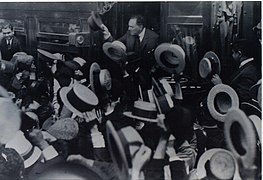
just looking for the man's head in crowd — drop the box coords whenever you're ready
[2,23,14,41]
[231,39,252,66]
[128,15,144,36]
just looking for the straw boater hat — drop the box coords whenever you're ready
[240,101,261,118]
[224,108,258,169]
[36,162,103,180]
[123,100,158,123]
[197,148,241,180]
[47,118,79,140]
[106,120,144,180]
[152,77,174,114]
[5,130,42,168]
[37,49,63,64]
[199,51,221,79]
[59,83,98,118]
[64,57,86,71]
[89,62,112,94]
[207,84,239,122]
[154,43,185,74]
[103,41,127,62]
[87,11,104,31]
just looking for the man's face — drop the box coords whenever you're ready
[128,18,142,36]
[2,27,14,41]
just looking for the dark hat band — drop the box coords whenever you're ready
[210,57,219,75]
[22,146,34,161]
[132,107,157,119]
[67,88,93,113]
[93,70,103,93]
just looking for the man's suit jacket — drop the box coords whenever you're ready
[0,36,22,61]
[228,61,260,103]
[107,28,159,71]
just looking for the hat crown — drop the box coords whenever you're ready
[99,69,112,90]
[112,41,127,52]
[73,84,98,105]
[73,57,86,67]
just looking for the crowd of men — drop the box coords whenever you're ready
[0,14,261,180]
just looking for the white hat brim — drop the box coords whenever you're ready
[197,148,241,180]
[24,146,42,168]
[123,112,157,123]
[207,84,239,122]
[59,86,84,118]
[103,42,127,62]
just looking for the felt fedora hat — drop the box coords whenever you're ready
[89,62,112,93]
[5,130,42,168]
[37,49,63,64]
[59,83,98,118]
[88,11,104,31]
[123,100,158,122]
[207,84,239,122]
[199,51,221,79]
[106,120,144,180]
[103,41,127,62]
[197,148,241,180]
[224,108,258,168]
[154,43,185,74]
[47,118,79,140]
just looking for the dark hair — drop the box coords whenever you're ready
[130,15,144,27]
[231,38,253,58]
[2,23,13,31]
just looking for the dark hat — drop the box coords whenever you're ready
[123,100,158,122]
[152,77,173,97]
[197,148,240,180]
[103,41,127,62]
[59,83,98,118]
[37,49,63,64]
[47,118,79,140]
[207,84,239,122]
[106,120,144,179]
[5,130,42,168]
[154,43,186,74]
[87,11,104,31]
[0,60,16,74]
[35,162,103,180]
[0,147,24,179]
[224,108,258,168]
[199,51,221,79]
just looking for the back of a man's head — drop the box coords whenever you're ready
[232,38,253,58]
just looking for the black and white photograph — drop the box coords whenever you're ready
[0,1,261,179]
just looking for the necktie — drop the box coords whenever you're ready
[134,35,140,53]
[7,40,11,50]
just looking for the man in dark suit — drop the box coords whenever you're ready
[0,23,22,61]
[211,39,260,103]
[102,15,159,104]
[102,14,159,73]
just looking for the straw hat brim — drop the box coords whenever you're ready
[37,49,63,62]
[102,42,127,62]
[59,86,84,118]
[197,148,241,180]
[24,146,42,168]
[89,62,101,93]
[207,84,239,122]
[123,111,157,123]
[106,121,129,179]
[224,108,257,167]
[154,43,185,74]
